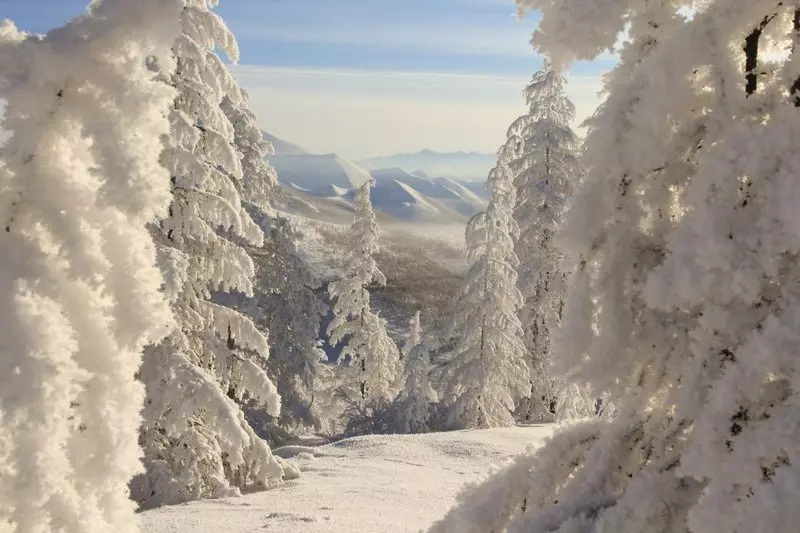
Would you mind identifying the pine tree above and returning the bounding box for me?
[510,62,586,423]
[220,89,277,210]
[441,139,530,429]
[395,336,438,434]
[219,80,324,439]
[327,179,399,401]
[134,0,283,507]
[0,2,180,531]
[402,311,423,358]
[431,2,800,532]
[240,211,328,437]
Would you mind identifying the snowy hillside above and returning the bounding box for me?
[140,426,554,533]
[270,153,373,192]
[273,163,486,224]
[261,132,488,224]
[371,168,487,218]
[262,131,308,155]
[358,149,496,182]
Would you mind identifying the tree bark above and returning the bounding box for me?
[744,13,778,96]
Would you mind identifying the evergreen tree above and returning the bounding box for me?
[328,179,399,401]
[220,89,276,210]
[241,212,328,437]
[134,0,283,507]
[440,139,530,429]
[219,81,325,439]
[431,2,800,532]
[395,336,438,434]
[402,311,423,358]
[510,62,586,423]
[0,2,180,530]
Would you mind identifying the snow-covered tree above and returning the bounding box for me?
[510,62,584,423]
[440,140,530,430]
[134,0,283,507]
[219,80,323,439]
[220,89,276,210]
[239,211,328,438]
[402,311,423,358]
[395,336,438,434]
[0,2,180,531]
[430,2,800,532]
[328,178,400,401]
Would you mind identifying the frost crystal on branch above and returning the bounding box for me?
[432,1,800,532]
[0,1,180,530]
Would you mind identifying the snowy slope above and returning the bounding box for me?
[270,153,372,192]
[450,180,489,201]
[371,168,486,219]
[140,425,554,533]
[358,149,496,182]
[274,165,485,224]
[262,131,308,155]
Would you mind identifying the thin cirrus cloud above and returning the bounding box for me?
[219,0,611,158]
[1,0,612,159]
[233,66,604,160]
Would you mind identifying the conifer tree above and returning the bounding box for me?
[240,211,328,435]
[431,2,800,532]
[328,179,399,401]
[0,1,180,530]
[395,335,438,434]
[440,139,530,429]
[135,0,283,507]
[510,62,585,423]
[402,311,423,358]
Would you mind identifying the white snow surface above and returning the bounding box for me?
[140,425,553,533]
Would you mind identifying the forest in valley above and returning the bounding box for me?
[1,1,799,532]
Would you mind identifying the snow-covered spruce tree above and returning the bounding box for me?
[220,89,277,210]
[219,82,325,438]
[395,335,438,434]
[134,0,284,508]
[0,2,180,531]
[440,139,530,430]
[509,62,585,424]
[430,2,800,532]
[327,178,400,401]
[238,210,328,439]
[402,310,423,358]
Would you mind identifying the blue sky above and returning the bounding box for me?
[2,0,612,159]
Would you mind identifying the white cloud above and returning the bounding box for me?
[233,66,604,160]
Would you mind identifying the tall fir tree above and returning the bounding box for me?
[509,62,586,423]
[328,179,400,401]
[134,0,283,507]
[402,311,423,358]
[395,335,438,434]
[430,2,800,532]
[238,211,328,438]
[440,139,531,429]
[0,1,180,530]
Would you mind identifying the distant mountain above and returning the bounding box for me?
[272,160,487,224]
[262,131,308,156]
[269,153,372,192]
[370,168,486,219]
[455,180,490,201]
[357,149,496,182]
[262,133,489,224]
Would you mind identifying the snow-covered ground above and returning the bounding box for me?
[140,425,553,533]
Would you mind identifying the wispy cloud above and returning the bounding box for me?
[233,66,604,160]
